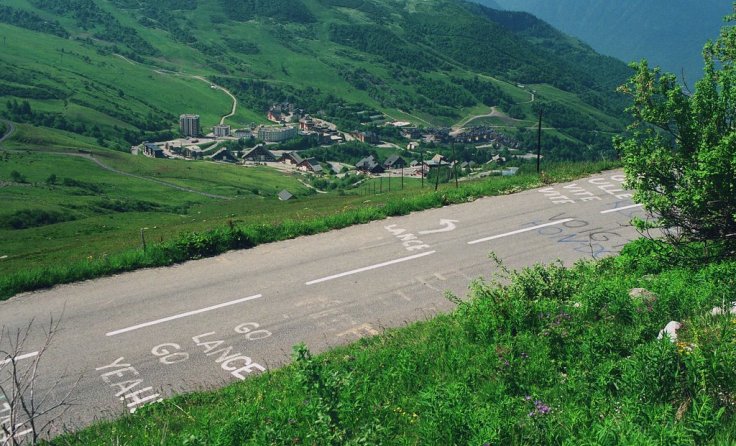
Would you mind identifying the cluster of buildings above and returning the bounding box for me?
[400,126,520,150]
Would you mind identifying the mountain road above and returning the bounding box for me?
[0,170,646,440]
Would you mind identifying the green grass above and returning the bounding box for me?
[50,240,736,445]
[0,146,618,299]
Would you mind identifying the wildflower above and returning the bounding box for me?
[521,352,529,360]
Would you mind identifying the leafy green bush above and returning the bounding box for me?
[615,8,736,259]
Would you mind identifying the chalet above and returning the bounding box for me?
[183,146,202,160]
[267,110,283,123]
[299,116,316,132]
[242,144,276,162]
[279,151,304,166]
[351,131,379,144]
[383,154,407,170]
[207,148,238,163]
[278,190,294,201]
[142,142,165,158]
[297,158,324,174]
[407,141,420,151]
[424,154,447,168]
[401,127,422,140]
[355,155,385,174]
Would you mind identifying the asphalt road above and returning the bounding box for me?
[0,170,646,441]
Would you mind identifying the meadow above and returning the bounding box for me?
[50,239,736,445]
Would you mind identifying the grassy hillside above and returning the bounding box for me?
[0,0,630,154]
[52,240,736,444]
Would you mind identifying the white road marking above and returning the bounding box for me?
[418,219,459,235]
[106,294,263,337]
[306,251,436,285]
[0,351,39,366]
[601,203,643,214]
[467,219,574,245]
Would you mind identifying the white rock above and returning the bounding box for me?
[657,321,682,342]
[709,304,736,316]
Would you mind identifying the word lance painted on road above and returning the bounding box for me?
[149,323,271,382]
[385,224,431,252]
[1,396,32,444]
[96,357,163,413]
[539,174,632,205]
[192,329,266,380]
[417,219,459,235]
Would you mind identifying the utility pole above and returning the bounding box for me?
[435,158,442,191]
[452,145,459,188]
[536,106,543,174]
[401,165,404,190]
[420,151,424,188]
[388,170,391,192]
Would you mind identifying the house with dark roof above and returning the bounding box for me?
[351,130,379,144]
[424,154,447,168]
[383,154,407,170]
[207,148,238,163]
[242,144,276,162]
[355,155,385,174]
[143,142,165,158]
[278,151,304,166]
[297,158,324,174]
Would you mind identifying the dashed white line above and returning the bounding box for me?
[306,251,436,285]
[0,351,39,366]
[467,219,574,245]
[601,203,643,214]
[106,294,263,337]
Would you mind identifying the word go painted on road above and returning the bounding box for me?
[524,213,624,259]
[96,357,162,413]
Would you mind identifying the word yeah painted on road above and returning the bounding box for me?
[524,213,626,259]
[539,174,631,205]
[385,219,458,252]
[96,357,162,413]
[1,396,31,444]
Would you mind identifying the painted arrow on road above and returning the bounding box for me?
[418,219,459,235]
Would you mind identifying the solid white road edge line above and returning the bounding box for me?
[306,251,436,285]
[106,294,263,337]
[0,351,39,366]
[601,203,643,214]
[467,219,575,245]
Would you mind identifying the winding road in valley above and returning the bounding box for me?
[0,170,645,442]
[0,119,16,146]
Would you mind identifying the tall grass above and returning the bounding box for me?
[51,239,736,445]
[0,161,617,300]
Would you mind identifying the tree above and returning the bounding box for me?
[614,7,736,258]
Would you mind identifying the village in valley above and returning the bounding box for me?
[132,101,530,198]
